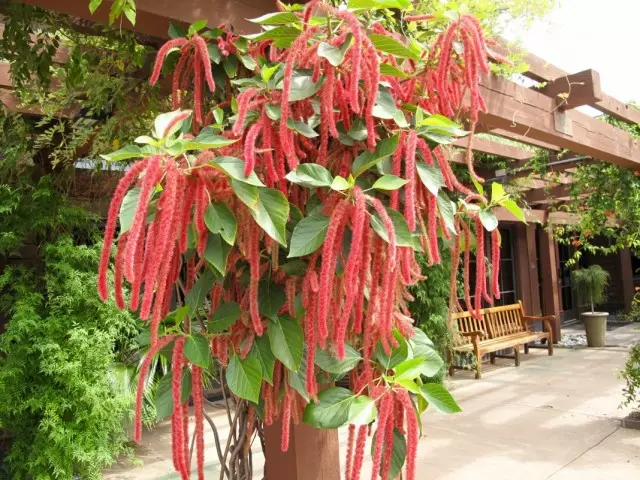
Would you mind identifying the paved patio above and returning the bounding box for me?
[105,324,640,480]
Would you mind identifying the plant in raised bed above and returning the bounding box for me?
[95,1,524,478]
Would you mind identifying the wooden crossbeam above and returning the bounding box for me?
[451,136,534,160]
[481,127,562,151]
[526,184,571,205]
[494,41,640,125]
[506,156,595,179]
[538,69,602,110]
[478,74,640,169]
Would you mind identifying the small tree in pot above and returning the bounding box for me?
[571,265,610,347]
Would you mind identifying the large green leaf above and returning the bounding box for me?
[314,344,362,375]
[352,135,399,177]
[210,156,265,186]
[369,34,419,60]
[501,198,526,223]
[252,188,290,246]
[244,26,301,47]
[119,187,140,233]
[370,207,418,248]
[479,209,499,232]
[303,387,355,429]
[416,163,446,197]
[288,344,309,401]
[317,35,352,67]
[286,164,334,188]
[348,0,411,9]
[184,334,211,368]
[231,180,259,210]
[419,383,462,414]
[288,215,330,258]
[419,346,445,377]
[370,429,407,479]
[286,70,325,102]
[155,369,192,420]
[204,233,232,275]
[268,315,304,371]
[208,301,242,333]
[185,270,217,315]
[184,131,238,150]
[258,280,286,320]
[372,175,408,191]
[226,352,263,403]
[253,335,276,384]
[491,182,508,203]
[287,119,319,138]
[101,144,143,162]
[394,357,427,381]
[408,327,435,358]
[249,12,299,25]
[437,191,457,234]
[375,331,409,370]
[371,85,398,120]
[379,63,409,78]
[204,201,237,245]
[347,395,377,425]
[154,110,190,139]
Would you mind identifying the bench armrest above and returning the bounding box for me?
[460,330,485,339]
[522,315,555,342]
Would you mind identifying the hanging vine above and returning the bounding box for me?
[96,1,523,478]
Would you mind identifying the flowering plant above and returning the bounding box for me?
[97,1,521,478]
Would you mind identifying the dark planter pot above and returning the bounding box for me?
[622,413,640,430]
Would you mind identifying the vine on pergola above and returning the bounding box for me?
[97,1,521,478]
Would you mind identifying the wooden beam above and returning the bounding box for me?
[482,127,562,151]
[20,0,272,38]
[478,74,640,169]
[505,156,595,180]
[537,227,562,342]
[451,136,534,160]
[526,184,571,205]
[538,69,602,110]
[494,207,545,223]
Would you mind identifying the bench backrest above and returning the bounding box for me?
[483,302,526,338]
[450,302,526,343]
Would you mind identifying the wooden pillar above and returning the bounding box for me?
[537,228,561,342]
[620,248,635,312]
[263,420,341,480]
[514,224,541,316]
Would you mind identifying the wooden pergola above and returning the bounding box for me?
[3,1,640,478]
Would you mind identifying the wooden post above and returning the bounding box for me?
[620,248,635,312]
[537,228,561,342]
[514,224,541,316]
[263,421,341,480]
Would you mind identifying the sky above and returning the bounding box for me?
[504,0,640,106]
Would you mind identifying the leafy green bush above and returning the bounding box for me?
[620,343,640,412]
[571,265,610,313]
[0,237,139,479]
[409,243,452,383]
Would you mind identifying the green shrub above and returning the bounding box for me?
[571,265,610,313]
[620,343,640,412]
[409,243,452,384]
[0,237,139,479]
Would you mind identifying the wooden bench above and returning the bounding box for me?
[449,302,555,379]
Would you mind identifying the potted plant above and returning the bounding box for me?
[571,265,610,347]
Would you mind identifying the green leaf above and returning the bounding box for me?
[119,187,140,233]
[479,209,499,232]
[89,0,103,14]
[394,357,427,381]
[420,346,445,377]
[265,103,281,120]
[253,335,276,384]
[258,281,286,320]
[154,110,190,139]
[249,12,300,25]
[331,176,351,191]
[208,301,242,333]
[408,327,435,358]
[204,233,232,275]
[317,36,352,67]
[287,118,319,138]
[207,44,222,63]
[348,0,411,9]
[372,175,408,191]
[501,198,526,223]
[268,315,303,371]
[188,19,208,36]
[303,387,354,429]
[155,369,192,420]
[314,344,362,375]
[374,429,406,480]
[286,70,325,102]
[379,63,409,78]
[437,192,457,234]
[184,334,211,368]
[223,56,238,78]
[210,156,265,186]
[352,135,399,177]
[347,395,377,425]
[288,345,310,401]
[186,270,217,314]
[375,330,409,370]
[288,215,330,258]
[226,352,262,403]
[240,55,257,70]
[231,180,259,210]
[416,163,446,197]
[123,2,136,25]
[372,85,398,119]
[100,144,143,162]
[261,64,281,83]
[204,202,237,245]
[185,132,238,150]
[419,383,462,414]
[168,23,187,39]
[395,378,421,394]
[134,135,155,145]
[252,188,290,246]
[280,259,308,276]
[244,26,301,47]
[471,175,484,196]
[393,109,409,128]
[286,164,333,188]
[370,208,418,248]
[348,118,368,141]
[491,182,507,203]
